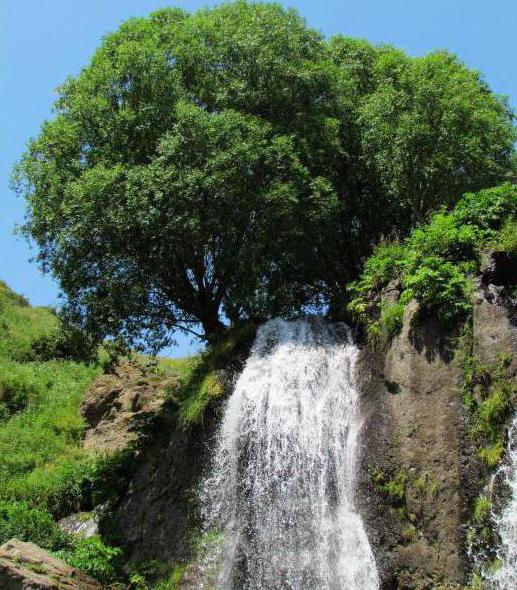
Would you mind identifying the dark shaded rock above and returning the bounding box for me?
[109,342,253,566]
[482,251,517,287]
[474,282,517,374]
[0,539,101,589]
[358,300,472,589]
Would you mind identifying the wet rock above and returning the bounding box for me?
[58,511,99,538]
[0,538,101,589]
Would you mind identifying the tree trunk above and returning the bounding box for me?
[199,312,226,343]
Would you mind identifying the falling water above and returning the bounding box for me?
[488,414,517,589]
[200,318,379,590]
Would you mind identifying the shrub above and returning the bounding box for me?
[348,184,517,333]
[494,217,517,255]
[402,256,473,323]
[409,211,480,262]
[0,500,68,549]
[55,535,122,584]
[453,183,517,231]
[31,323,99,363]
[82,449,135,509]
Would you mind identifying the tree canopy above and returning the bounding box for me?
[14,1,516,347]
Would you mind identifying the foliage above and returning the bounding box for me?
[55,535,122,584]
[171,323,255,426]
[0,359,98,515]
[81,449,136,509]
[493,217,517,255]
[466,352,516,467]
[372,468,407,505]
[0,500,68,550]
[14,2,515,350]
[402,256,473,323]
[31,322,99,363]
[349,184,517,335]
[0,281,58,362]
[0,282,100,515]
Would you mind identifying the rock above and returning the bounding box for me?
[111,344,253,566]
[0,538,101,589]
[359,300,469,589]
[81,361,177,453]
[482,251,517,287]
[358,283,517,589]
[474,281,517,374]
[58,511,99,538]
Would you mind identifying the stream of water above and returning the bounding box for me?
[200,318,379,590]
[489,414,517,589]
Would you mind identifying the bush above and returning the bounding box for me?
[348,184,517,332]
[81,449,136,509]
[402,256,472,323]
[494,217,517,255]
[0,500,68,549]
[409,211,480,262]
[453,183,517,231]
[55,535,122,584]
[31,323,99,363]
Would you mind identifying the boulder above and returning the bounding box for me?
[0,538,101,590]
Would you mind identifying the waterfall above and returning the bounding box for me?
[489,414,517,589]
[200,318,379,590]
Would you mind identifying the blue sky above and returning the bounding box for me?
[1,0,516,356]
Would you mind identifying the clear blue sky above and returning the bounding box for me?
[1,0,516,355]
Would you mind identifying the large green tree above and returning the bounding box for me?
[14,1,515,347]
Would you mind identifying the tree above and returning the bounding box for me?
[329,38,515,269]
[14,2,515,348]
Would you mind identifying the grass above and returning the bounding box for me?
[166,322,255,427]
[0,282,101,516]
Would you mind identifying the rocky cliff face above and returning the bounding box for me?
[77,263,515,588]
[80,346,253,568]
[358,265,516,589]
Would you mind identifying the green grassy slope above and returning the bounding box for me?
[0,281,100,515]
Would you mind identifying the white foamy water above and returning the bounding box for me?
[489,414,517,589]
[200,318,379,590]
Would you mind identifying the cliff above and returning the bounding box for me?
[358,261,517,589]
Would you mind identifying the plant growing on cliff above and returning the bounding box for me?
[13,2,515,350]
[349,183,517,336]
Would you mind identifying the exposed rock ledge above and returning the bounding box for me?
[81,360,176,453]
[0,539,100,590]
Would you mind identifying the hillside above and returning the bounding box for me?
[0,281,253,589]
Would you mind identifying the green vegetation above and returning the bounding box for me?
[55,535,122,585]
[5,2,517,587]
[462,341,516,468]
[0,281,100,515]
[349,184,517,341]
[0,281,127,584]
[0,500,67,550]
[14,2,515,349]
[371,467,415,527]
[0,279,250,586]
[170,323,255,426]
